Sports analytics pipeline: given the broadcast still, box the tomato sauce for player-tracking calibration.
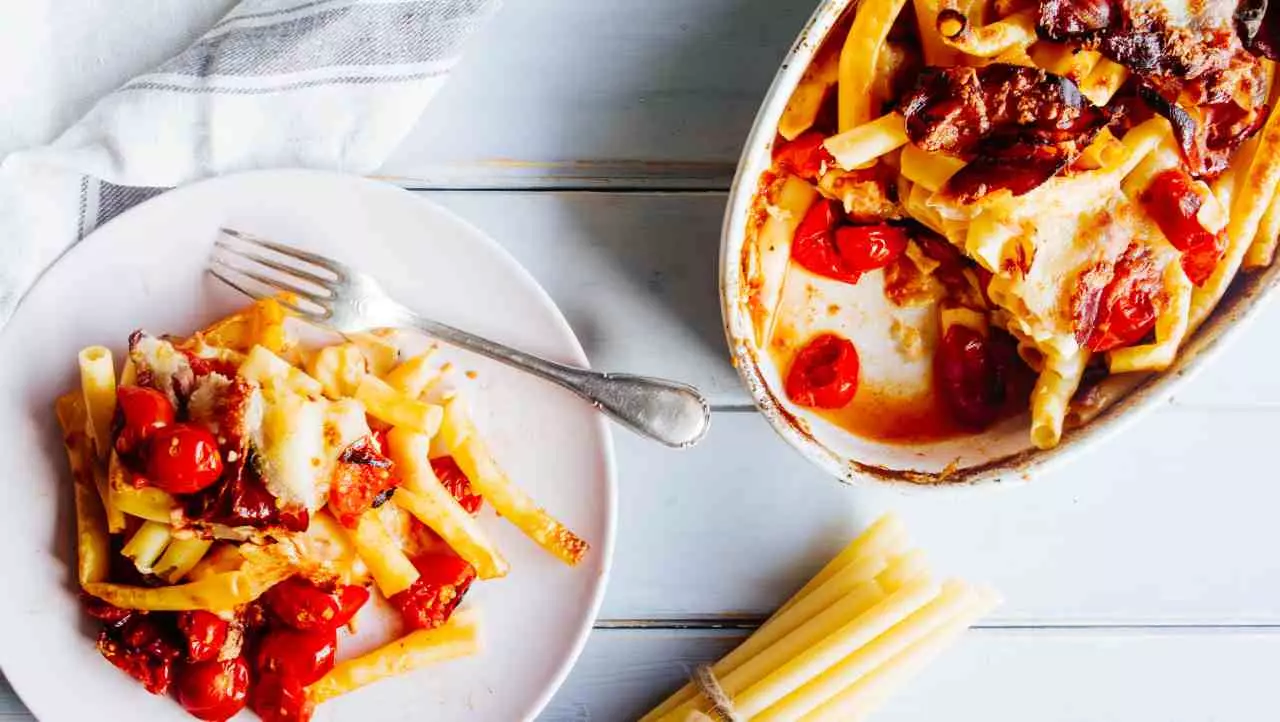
[815,385,969,444]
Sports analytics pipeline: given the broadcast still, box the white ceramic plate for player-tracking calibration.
[0,170,616,721]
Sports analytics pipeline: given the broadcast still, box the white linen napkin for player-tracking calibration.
[0,0,500,327]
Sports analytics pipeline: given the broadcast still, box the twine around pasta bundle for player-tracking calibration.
[692,665,745,722]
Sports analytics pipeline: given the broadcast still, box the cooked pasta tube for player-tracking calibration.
[1192,102,1280,333]
[756,580,980,720]
[55,393,110,585]
[308,610,480,705]
[1245,189,1280,268]
[823,112,908,170]
[152,537,214,584]
[386,427,509,579]
[777,513,907,615]
[384,349,441,399]
[1079,58,1129,106]
[1108,263,1193,373]
[1029,42,1101,81]
[804,587,1002,722]
[837,0,909,131]
[78,346,117,460]
[107,452,175,524]
[642,551,924,722]
[239,344,324,398]
[350,331,401,377]
[83,557,293,612]
[347,510,420,598]
[121,521,173,574]
[911,0,962,66]
[729,578,942,718]
[355,375,444,437]
[899,143,965,193]
[1030,348,1089,450]
[439,399,589,566]
[937,8,1037,57]
[751,175,820,346]
[780,44,840,140]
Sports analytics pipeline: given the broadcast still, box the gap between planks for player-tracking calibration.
[593,618,1280,633]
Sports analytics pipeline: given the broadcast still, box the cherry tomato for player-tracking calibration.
[792,200,859,283]
[113,386,174,456]
[251,674,314,722]
[833,224,909,273]
[81,591,134,628]
[934,324,1006,429]
[1141,169,1225,285]
[329,438,398,528]
[784,334,860,409]
[774,131,835,181]
[431,456,483,515]
[176,657,249,722]
[97,614,180,695]
[264,577,368,631]
[177,610,230,663]
[1083,246,1162,352]
[390,553,477,631]
[253,627,336,686]
[145,423,224,494]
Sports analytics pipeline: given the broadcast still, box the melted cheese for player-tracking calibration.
[129,334,194,406]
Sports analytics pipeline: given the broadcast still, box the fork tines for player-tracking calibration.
[209,228,344,320]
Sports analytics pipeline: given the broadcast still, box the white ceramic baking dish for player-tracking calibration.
[719,0,1280,488]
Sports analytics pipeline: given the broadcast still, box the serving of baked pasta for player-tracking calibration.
[735,0,1280,458]
[58,298,588,721]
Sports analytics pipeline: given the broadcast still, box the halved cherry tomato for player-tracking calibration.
[145,423,224,494]
[792,200,859,283]
[431,456,483,515]
[251,674,314,722]
[264,577,369,631]
[176,657,249,721]
[329,438,398,528]
[785,334,860,409]
[113,386,175,456]
[253,627,336,686]
[833,224,909,273]
[176,610,230,663]
[390,553,477,631]
[1083,246,1162,352]
[1141,168,1225,285]
[934,325,1005,429]
[97,614,181,695]
[774,131,835,181]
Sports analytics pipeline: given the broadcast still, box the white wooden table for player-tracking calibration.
[6,1,1280,719]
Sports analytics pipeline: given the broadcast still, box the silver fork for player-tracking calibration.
[209,228,710,448]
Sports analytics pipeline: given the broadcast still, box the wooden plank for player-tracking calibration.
[542,626,1280,721]
[423,191,1280,409]
[380,0,815,189]
[599,408,1280,624]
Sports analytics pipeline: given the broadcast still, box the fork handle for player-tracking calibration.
[398,310,710,448]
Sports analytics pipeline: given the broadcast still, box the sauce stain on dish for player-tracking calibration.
[817,386,966,444]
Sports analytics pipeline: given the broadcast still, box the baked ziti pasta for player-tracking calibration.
[58,301,589,721]
[744,0,1280,451]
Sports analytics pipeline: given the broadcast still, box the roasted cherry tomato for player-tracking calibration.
[81,591,134,628]
[177,610,230,663]
[145,423,224,494]
[113,386,175,456]
[784,334,860,409]
[329,438,398,527]
[97,614,181,695]
[431,456,483,515]
[1142,169,1225,285]
[176,657,249,722]
[1083,247,1162,352]
[792,200,859,283]
[390,553,477,631]
[253,627,336,686]
[833,224,909,273]
[934,324,1004,429]
[264,577,369,631]
[774,130,835,181]
[251,674,314,722]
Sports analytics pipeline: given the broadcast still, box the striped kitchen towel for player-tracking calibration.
[0,0,500,327]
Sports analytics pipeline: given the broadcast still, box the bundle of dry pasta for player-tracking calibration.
[641,514,999,721]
